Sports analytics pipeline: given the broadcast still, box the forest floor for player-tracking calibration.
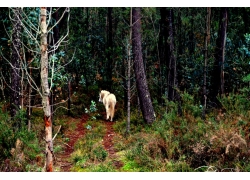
[55,112,123,172]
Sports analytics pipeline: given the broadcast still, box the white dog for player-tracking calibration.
[99,90,116,121]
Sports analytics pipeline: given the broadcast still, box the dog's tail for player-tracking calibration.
[109,99,116,121]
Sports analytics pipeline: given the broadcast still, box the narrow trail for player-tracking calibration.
[56,114,88,172]
[56,112,123,172]
[102,120,123,170]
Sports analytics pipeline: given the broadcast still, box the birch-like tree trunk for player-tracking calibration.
[126,7,133,133]
[40,7,53,172]
[132,7,155,124]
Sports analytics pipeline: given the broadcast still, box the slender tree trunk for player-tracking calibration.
[40,7,53,172]
[176,8,184,94]
[122,59,128,111]
[132,7,155,124]
[68,78,71,116]
[126,8,133,134]
[107,7,113,91]
[166,8,176,101]
[211,7,228,105]
[166,8,182,116]
[26,52,33,131]
[158,7,167,104]
[220,8,227,96]
[0,77,5,101]
[20,63,24,110]
[10,7,22,124]
[202,7,211,120]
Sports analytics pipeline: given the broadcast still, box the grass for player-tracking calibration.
[70,120,109,172]
[1,90,250,172]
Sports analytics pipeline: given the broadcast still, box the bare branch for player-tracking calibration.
[52,125,62,141]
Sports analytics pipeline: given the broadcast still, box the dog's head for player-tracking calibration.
[99,90,110,102]
[99,91,103,102]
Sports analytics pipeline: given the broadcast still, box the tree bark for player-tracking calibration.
[158,7,167,104]
[202,7,211,120]
[166,8,182,116]
[132,7,155,124]
[211,7,228,105]
[166,8,176,102]
[26,52,33,131]
[10,7,22,124]
[40,7,53,172]
[126,7,133,134]
[107,7,113,91]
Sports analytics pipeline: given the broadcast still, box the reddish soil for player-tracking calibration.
[56,114,88,172]
[102,121,124,170]
[56,112,123,172]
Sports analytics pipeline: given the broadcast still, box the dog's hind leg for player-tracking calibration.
[105,104,110,120]
[110,101,115,122]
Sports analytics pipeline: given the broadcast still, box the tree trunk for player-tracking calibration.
[26,52,33,131]
[211,7,228,105]
[202,7,211,120]
[132,7,155,124]
[158,7,167,104]
[166,8,176,102]
[40,7,53,172]
[10,7,22,124]
[126,7,133,134]
[166,8,182,116]
[107,7,113,91]
[68,79,71,116]
[219,8,227,96]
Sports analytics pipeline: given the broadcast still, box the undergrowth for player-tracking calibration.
[1,88,250,172]
[0,108,44,172]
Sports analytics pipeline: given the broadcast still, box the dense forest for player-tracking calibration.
[0,7,250,172]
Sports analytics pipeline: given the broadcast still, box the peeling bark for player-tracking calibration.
[40,7,53,172]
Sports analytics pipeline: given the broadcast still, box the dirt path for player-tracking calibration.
[102,121,123,170]
[56,114,88,172]
[56,113,123,172]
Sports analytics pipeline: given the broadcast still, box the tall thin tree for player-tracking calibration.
[126,7,133,133]
[107,7,113,91]
[132,7,155,124]
[158,7,167,104]
[211,7,228,105]
[166,8,182,116]
[10,7,22,125]
[202,7,211,120]
[40,7,53,172]
[166,8,176,102]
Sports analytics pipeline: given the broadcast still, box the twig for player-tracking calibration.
[52,125,62,141]
[63,142,72,149]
